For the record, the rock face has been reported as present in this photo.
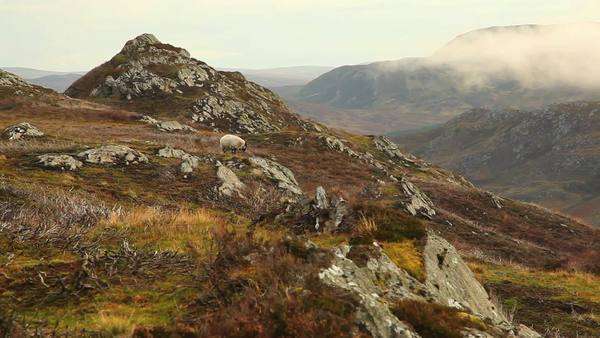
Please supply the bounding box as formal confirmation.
[140,115,196,132]
[399,178,436,219]
[319,234,539,337]
[65,34,307,134]
[37,154,83,171]
[423,233,507,326]
[249,156,302,196]
[319,245,421,338]
[216,165,245,197]
[78,145,148,165]
[2,122,44,140]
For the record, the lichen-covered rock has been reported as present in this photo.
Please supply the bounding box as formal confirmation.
[0,70,42,97]
[216,165,245,197]
[374,136,418,167]
[249,156,302,196]
[37,154,83,171]
[2,122,44,140]
[77,145,148,165]
[399,178,436,218]
[319,235,540,337]
[156,146,203,174]
[191,96,279,134]
[423,233,507,326]
[140,115,196,132]
[319,245,421,338]
[320,134,360,158]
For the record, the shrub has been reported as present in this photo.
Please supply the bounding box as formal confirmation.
[392,300,487,338]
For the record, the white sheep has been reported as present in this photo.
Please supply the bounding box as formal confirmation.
[220,134,247,154]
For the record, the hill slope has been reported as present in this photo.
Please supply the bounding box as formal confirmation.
[288,23,600,134]
[66,34,309,134]
[393,102,600,226]
[1,38,599,337]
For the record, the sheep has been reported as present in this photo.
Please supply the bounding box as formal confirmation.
[220,134,247,154]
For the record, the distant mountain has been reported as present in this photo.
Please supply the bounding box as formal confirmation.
[393,101,600,226]
[27,73,83,92]
[288,23,600,134]
[221,66,333,88]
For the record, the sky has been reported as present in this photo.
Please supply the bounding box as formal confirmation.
[1,0,599,71]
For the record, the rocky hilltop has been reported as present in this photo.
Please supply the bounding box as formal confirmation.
[1,34,599,337]
[66,34,307,134]
[285,23,600,134]
[393,102,600,226]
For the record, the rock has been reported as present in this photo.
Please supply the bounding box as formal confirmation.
[191,96,279,134]
[320,134,360,158]
[37,154,83,171]
[77,145,148,165]
[327,196,348,231]
[319,246,421,338]
[423,233,508,326]
[249,156,302,195]
[157,145,189,159]
[216,165,245,197]
[2,122,44,140]
[399,178,436,218]
[141,115,196,132]
[373,136,418,166]
[157,146,204,174]
[315,186,329,209]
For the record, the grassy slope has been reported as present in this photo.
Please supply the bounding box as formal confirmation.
[0,92,598,336]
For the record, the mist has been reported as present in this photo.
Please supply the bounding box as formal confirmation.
[429,22,600,89]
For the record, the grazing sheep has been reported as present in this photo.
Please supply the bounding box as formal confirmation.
[220,134,247,154]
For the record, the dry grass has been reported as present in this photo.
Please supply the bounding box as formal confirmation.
[382,239,425,281]
[353,214,378,237]
[100,207,240,257]
[93,312,135,337]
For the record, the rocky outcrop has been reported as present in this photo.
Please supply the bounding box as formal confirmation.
[156,146,204,175]
[423,233,507,326]
[2,122,44,140]
[66,34,306,134]
[399,178,436,219]
[37,154,83,171]
[140,115,196,133]
[374,136,419,167]
[319,134,386,171]
[191,96,279,133]
[319,234,540,337]
[278,186,349,232]
[249,156,302,196]
[77,145,148,165]
[216,165,245,197]
[0,70,42,96]
[319,245,421,338]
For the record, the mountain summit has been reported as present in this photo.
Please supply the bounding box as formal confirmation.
[66,34,307,133]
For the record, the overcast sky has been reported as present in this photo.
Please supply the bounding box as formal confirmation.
[1,0,599,71]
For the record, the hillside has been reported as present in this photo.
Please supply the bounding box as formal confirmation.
[286,23,600,134]
[1,37,599,337]
[392,102,600,227]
